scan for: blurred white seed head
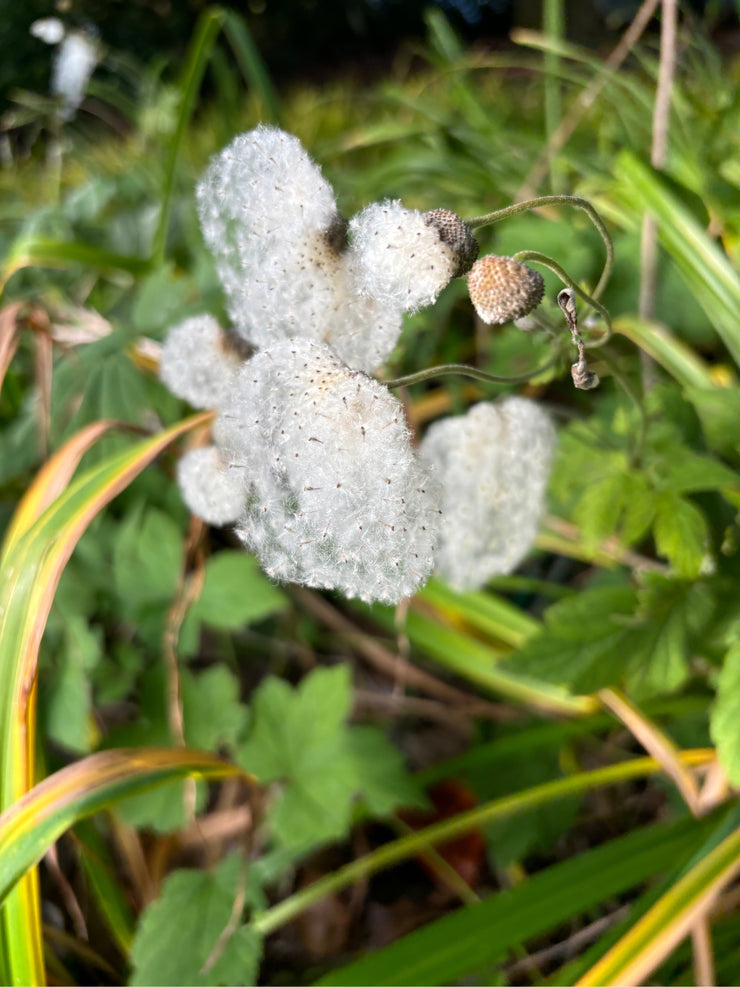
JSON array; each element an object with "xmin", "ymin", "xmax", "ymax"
[
  {"xmin": 159, "ymin": 314, "xmax": 244, "ymax": 410},
  {"xmin": 50, "ymin": 29, "xmax": 100, "ymax": 120},
  {"xmin": 419, "ymin": 397, "xmax": 556, "ymax": 590},
  {"xmin": 468, "ymin": 255, "xmax": 545, "ymax": 325},
  {"xmin": 30, "ymin": 18, "xmax": 66, "ymax": 45},
  {"xmin": 349, "ymin": 200, "xmax": 461, "ymax": 313},
  {"xmin": 215, "ymin": 338, "xmax": 442, "ymax": 603},
  {"xmin": 177, "ymin": 445, "xmax": 247, "ymax": 526}
]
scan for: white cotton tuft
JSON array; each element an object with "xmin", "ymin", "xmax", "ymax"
[
  {"xmin": 196, "ymin": 125, "xmax": 348, "ymax": 350},
  {"xmin": 30, "ymin": 17, "xmax": 65, "ymax": 44},
  {"xmin": 51, "ymin": 30, "xmax": 99, "ymax": 120},
  {"xmin": 419, "ymin": 398, "xmax": 557, "ymax": 591},
  {"xmin": 214, "ymin": 338, "xmax": 442, "ymax": 603},
  {"xmin": 177, "ymin": 446, "xmax": 247, "ymax": 526},
  {"xmin": 159, "ymin": 314, "xmax": 244, "ymax": 410},
  {"xmin": 349, "ymin": 200, "xmax": 458, "ymax": 313}
]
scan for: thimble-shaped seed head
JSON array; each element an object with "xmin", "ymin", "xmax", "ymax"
[
  {"xmin": 467, "ymin": 255, "xmax": 545, "ymax": 325},
  {"xmin": 423, "ymin": 208, "xmax": 479, "ymax": 278}
]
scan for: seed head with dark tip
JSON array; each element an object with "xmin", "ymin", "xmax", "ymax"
[
  {"xmin": 423, "ymin": 208, "xmax": 479, "ymax": 278},
  {"xmin": 467, "ymin": 254, "xmax": 545, "ymax": 325}
]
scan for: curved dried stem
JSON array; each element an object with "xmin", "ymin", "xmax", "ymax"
[
  {"xmin": 465, "ymin": 194, "xmax": 614, "ymax": 300},
  {"xmin": 513, "ymin": 249, "xmax": 612, "ymax": 346},
  {"xmin": 383, "ymin": 352, "xmax": 560, "ymax": 390}
]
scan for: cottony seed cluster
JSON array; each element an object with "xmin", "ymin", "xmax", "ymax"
[{"xmin": 160, "ymin": 125, "xmax": 557, "ymax": 603}]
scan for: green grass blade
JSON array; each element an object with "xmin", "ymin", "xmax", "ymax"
[
  {"xmin": 419, "ymin": 578, "xmax": 541, "ymax": 648},
  {"xmin": 577, "ymin": 814, "xmax": 740, "ymax": 985},
  {"xmin": 614, "ymin": 151, "xmax": 740, "ymax": 366},
  {"xmin": 362, "ymin": 600, "xmax": 593, "ymax": 714},
  {"xmin": 222, "ymin": 9, "xmax": 281, "ymax": 123},
  {"xmin": 614, "ymin": 315, "xmax": 717, "ymax": 389},
  {"xmin": 0, "ymin": 412, "xmax": 210, "ymax": 984},
  {"xmin": 152, "ymin": 6, "xmax": 225, "ymax": 265},
  {"xmin": 316, "ymin": 813, "xmax": 721, "ymax": 986},
  {"xmin": 0, "ymin": 236, "xmax": 150, "ymax": 294},
  {"xmin": 0, "ymin": 749, "xmax": 243, "ymax": 908}
]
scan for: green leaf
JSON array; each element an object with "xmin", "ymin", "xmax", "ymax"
[
  {"xmin": 130, "ymin": 263, "xmax": 193, "ymax": 336},
  {"xmin": 112, "ymin": 505, "xmax": 184, "ymax": 610},
  {"xmin": 129, "ymin": 852, "xmax": 263, "ymax": 986},
  {"xmin": 710, "ymin": 636, "xmax": 740, "ymax": 785},
  {"xmin": 345, "ymin": 727, "xmax": 425, "ymax": 817},
  {"xmin": 653, "ymin": 493, "xmax": 709, "ymax": 578},
  {"xmin": 189, "ymin": 551, "xmax": 287, "ymax": 631},
  {"xmin": 43, "ymin": 615, "xmax": 101, "ymax": 754},
  {"xmin": 181, "ymin": 666, "xmax": 249, "ymax": 753},
  {"xmin": 619, "ymin": 472, "xmax": 657, "ymax": 545},
  {"xmin": 577, "ymin": 472, "xmax": 630, "ymax": 549},
  {"xmin": 685, "ymin": 387, "xmax": 740, "ymax": 456},
  {"xmin": 507, "ymin": 585, "xmax": 639, "ymax": 694},
  {"xmin": 109, "ymin": 665, "xmax": 247, "ymax": 832},
  {"xmin": 625, "ymin": 577, "xmax": 708, "ymax": 699},
  {"xmin": 237, "ymin": 666, "xmax": 418, "ymax": 849},
  {"xmin": 647, "ymin": 442, "xmax": 739, "ymax": 495}
]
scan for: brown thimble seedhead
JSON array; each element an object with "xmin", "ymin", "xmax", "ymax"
[
  {"xmin": 423, "ymin": 208, "xmax": 479, "ymax": 278},
  {"xmin": 467, "ymin": 255, "xmax": 545, "ymax": 325}
]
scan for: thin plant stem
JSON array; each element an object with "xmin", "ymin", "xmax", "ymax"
[
  {"xmin": 465, "ymin": 195, "xmax": 614, "ymax": 300},
  {"xmin": 383, "ymin": 352, "xmax": 561, "ymax": 390},
  {"xmin": 543, "ymin": 0, "xmax": 565, "ymax": 192},
  {"xmin": 639, "ymin": 0, "xmax": 678, "ymax": 393},
  {"xmin": 511, "ymin": 250, "xmax": 612, "ymax": 344},
  {"xmin": 251, "ymin": 749, "xmax": 715, "ymax": 938}
]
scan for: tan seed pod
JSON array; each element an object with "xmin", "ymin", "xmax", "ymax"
[
  {"xmin": 467, "ymin": 254, "xmax": 545, "ymax": 325},
  {"xmin": 423, "ymin": 208, "xmax": 479, "ymax": 278}
]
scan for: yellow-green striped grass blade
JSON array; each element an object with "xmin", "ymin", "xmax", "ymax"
[
  {"xmin": 0, "ymin": 412, "xmax": 211, "ymax": 985},
  {"xmin": 0, "ymin": 748, "xmax": 245, "ymax": 908}
]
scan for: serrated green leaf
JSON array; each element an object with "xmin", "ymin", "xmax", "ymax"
[
  {"xmin": 190, "ymin": 551, "xmax": 287, "ymax": 631},
  {"xmin": 238, "ymin": 666, "xmax": 418, "ymax": 849},
  {"xmin": 507, "ymin": 585, "xmax": 638, "ymax": 694},
  {"xmin": 625, "ymin": 577, "xmax": 696, "ymax": 699},
  {"xmin": 710, "ymin": 637, "xmax": 740, "ymax": 785},
  {"xmin": 108, "ymin": 664, "xmax": 246, "ymax": 832},
  {"xmin": 619, "ymin": 472, "xmax": 657, "ymax": 545},
  {"xmin": 129, "ymin": 852, "xmax": 263, "ymax": 986},
  {"xmin": 42, "ymin": 615, "xmax": 101, "ymax": 753},
  {"xmin": 345, "ymin": 727, "xmax": 424, "ymax": 817},
  {"xmin": 112, "ymin": 505, "xmax": 184, "ymax": 609},
  {"xmin": 181, "ymin": 666, "xmax": 249, "ymax": 753},
  {"xmin": 577, "ymin": 472, "xmax": 629, "ymax": 549},
  {"xmin": 653, "ymin": 493, "xmax": 708, "ymax": 578},
  {"xmin": 131, "ymin": 263, "xmax": 193, "ymax": 336},
  {"xmin": 648, "ymin": 442, "xmax": 739, "ymax": 495}
]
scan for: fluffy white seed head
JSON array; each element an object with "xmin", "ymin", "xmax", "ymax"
[
  {"xmin": 196, "ymin": 126, "xmax": 351, "ymax": 350},
  {"xmin": 419, "ymin": 398, "xmax": 556, "ymax": 590},
  {"xmin": 349, "ymin": 200, "xmax": 459, "ymax": 313},
  {"xmin": 215, "ymin": 338, "xmax": 442, "ymax": 603},
  {"xmin": 159, "ymin": 314, "xmax": 244, "ymax": 410},
  {"xmin": 177, "ymin": 445, "xmax": 247, "ymax": 526}
]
